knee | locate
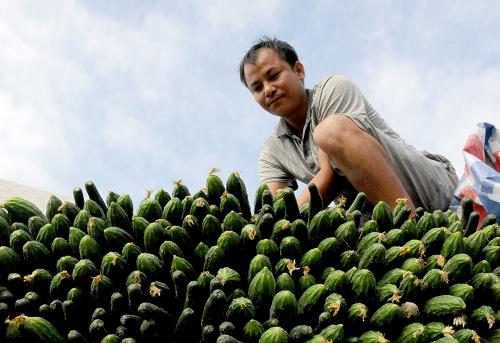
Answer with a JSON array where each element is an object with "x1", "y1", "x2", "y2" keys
[{"x1": 313, "y1": 115, "x2": 352, "y2": 154}]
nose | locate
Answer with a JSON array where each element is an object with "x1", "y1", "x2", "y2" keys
[{"x1": 263, "y1": 82, "x2": 276, "y2": 98}]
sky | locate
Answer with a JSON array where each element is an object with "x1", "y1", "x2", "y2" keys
[{"x1": 1, "y1": 1, "x2": 499, "y2": 209}]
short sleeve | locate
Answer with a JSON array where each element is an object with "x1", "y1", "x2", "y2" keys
[
  {"x1": 313, "y1": 75, "x2": 368, "y2": 122},
  {"x1": 258, "y1": 137, "x2": 298, "y2": 190}
]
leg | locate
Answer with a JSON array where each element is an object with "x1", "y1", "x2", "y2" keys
[{"x1": 313, "y1": 115, "x2": 416, "y2": 212}]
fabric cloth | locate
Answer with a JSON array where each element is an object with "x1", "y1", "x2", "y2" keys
[
  {"x1": 259, "y1": 74, "x2": 459, "y2": 211},
  {"x1": 450, "y1": 122, "x2": 500, "y2": 224}
]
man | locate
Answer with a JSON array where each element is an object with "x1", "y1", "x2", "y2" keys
[{"x1": 240, "y1": 37, "x2": 458, "y2": 214}]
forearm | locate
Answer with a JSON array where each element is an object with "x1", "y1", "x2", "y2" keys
[
  {"x1": 297, "y1": 162, "x2": 336, "y2": 209},
  {"x1": 313, "y1": 115, "x2": 416, "y2": 213}
]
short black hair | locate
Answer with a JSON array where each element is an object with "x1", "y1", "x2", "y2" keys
[{"x1": 239, "y1": 36, "x2": 299, "y2": 87}]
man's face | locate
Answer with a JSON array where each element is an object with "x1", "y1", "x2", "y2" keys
[{"x1": 243, "y1": 48, "x2": 307, "y2": 120}]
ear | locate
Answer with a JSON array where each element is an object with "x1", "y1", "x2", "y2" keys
[{"x1": 294, "y1": 61, "x2": 305, "y2": 81}]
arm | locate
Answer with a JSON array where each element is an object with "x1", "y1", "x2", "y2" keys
[
  {"x1": 267, "y1": 181, "x2": 290, "y2": 198},
  {"x1": 313, "y1": 115, "x2": 416, "y2": 213},
  {"x1": 296, "y1": 149, "x2": 336, "y2": 209},
  {"x1": 312, "y1": 75, "x2": 416, "y2": 213},
  {"x1": 267, "y1": 149, "x2": 336, "y2": 210}
]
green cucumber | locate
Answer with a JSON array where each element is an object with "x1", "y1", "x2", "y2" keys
[
  {"x1": 372, "y1": 201, "x2": 393, "y2": 232},
  {"x1": 358, "y1": 242, "x2": 385, "y2": 273},
  {"x1": 423, "y1": 295, "x2": 466, "y2": 319},
  {"x1": 243, "y1": 319, "x2": 265, "y2": 343},
  {"x1": 297, "y1": 283, "x2": 327, "y2": 324},
  {"x1": 441, "y1": 231, "x2": 466, "y2": 259},
  {"x1": 269, "y1": 290, "x2": 297, "y2": 325},
  {"x1": 162, "y1": 197, "x2": 183, "y2": 226},
  {"x1": 253, "y1": 183, "x2": 269, "y2": 216},
  {"x1": 106, "y1": 202, "x2": 130, "y2": 232},
  {"x1": 104, "y1": 226, "x2": 134, "y2": 251},
  {"x1": 87, "y1": 216, "x2": 107, "y2": 249},
  {"x1": 136, "y1": 252, "x2": 164, "y2": 282},
  {"x1": 222, "y1": 211, "x2": 248, "y2": 234},
  {"x1": 356, "y1": 232, "x2": 385, "y2": 254},
  {"x1": 84, "y1": 199, "x2": 106, "y2": 221},
  {"x1": 307, "y1": 209, "x2": 331, "y2": 246},
  {"x1": 6, "y1": 314, "x2": 66, "y2": 342},
  {"x1": 172, "y1": 180, "x2": 191, "y2": 200},
  {"x1": 248, "y1": 267, "x2": 275, "y2": 320},
  {"x1": 226, "y1": 171, "x2": 251, "y2": 219},
  {"x1": 101, "y1": 251, "x2": 127, "y2": 284},
  {"x1": 256, "y1": 239, "x2": 279, "y2": 265},
  {"x1": 276, "y1": 272, "x2": 295, "y2": 294},
  {"x1": 335, "y1": 220, "x2": 358, "y2": 248},
  {"x1": 319, "y1": 324, "x2": 344, "y2": 342},
  {"x1": 421, "y1": 269, "x2": 449, "y2": 294},
  {"x1": 73, "y1": 187, "x2": 85, "y2": 210},
  {"x1": 137, "y1": 195, "x2": 162, "y2": 223},
  {"x1": 351, "y1": 269, "x2": 376, "y2": 302},
  {"x1": 84, "y1": 180, "x2": 108, "y2": 213},
  {"x1": 154, "y1": 188, "x2": 171, "y2": 209},
  {"x1": 259, "y1": 326, "x2": 288, "y2": 343},
  {"x1": 395, "y1": 322, "x2": 427, "y2": 343},
  {"x1": 202, "y1": 214, "x2": 223, "y2": 246},
  {"x1": 270, "y1": 219, "x2": 291, "y2": 245},
  {"x1": 442, "y1": 253, "x2": 473, "y2": 282},
  {"x1": 248, "y1": 254, "x2": 272, "y2": 283},
  {"x1": 50, "y1": 270, "x2": 73, "y2": 301},
  {"x1": 79, "y1": 235, "x2": 101, "y2": 265},
  {"x1": 289, "y1": 325, "x2": 313, "y2": 343},
  {"x1": 226, "y1": 297, "x2": 256, "y2": 330},
  {"x1": 359, "y1": 330, "x2": 389, "y2": 343},
  {"x1": 394, "y1": 204, "x2": 412, "y2": 229},
  {"x1": 72, "y1": 258, "x2": 98, "y2": 289},
  {"x1": 347, "y1": 302, "x2": 369, "y2": 327},
  {"x1": 307, "y1": 183, "x2": 324, "y2": 223},
  {"x1": 73, "y1": 209, "x2": 91, "y2": 231},
  {"x1": 256, "y1": 212, "x2": 274, "y2": 239},
  {"x1": 2, "y1": 197, "x2": 47, "y2": 224},
  {"x1": 241, "y1": 224, "x2": 262, "y2": 258},
  {"x1": 207, "y1": 168, "x2": 226, "y2": 207},
  {"x1": 220, "y1": 191, "x2": 242, "y2": 218},
  {"x1": 190, "y1": 197, "x2": 211, "y2": 223},
  {"x1": 370, "y1": 303, "x2": 402, "y2": 328},
  {"x1": 324, "y1": 270, "x2": 348, "y2": 294},
  {"x1": 46, "y1": 195, "x2": 63, "y2": 222},
  {"x1": 22, "y1": 240, "x2": 51, "y2": 270},
  {"x1": 51, "y1": 213, "x2": 71, "y2": 238},
  {"x1": 174, "y1": 307, "x2": 198, "y2": 343},
  {"x1": 201, "y1": 288, "x2": 226, "y2": 327},
  {"x1": 278, "y1": 187, "x2": 300, "y2": 221},
  {"x1": 460, "y1": 196, "x2": 474, "y2": 229}
]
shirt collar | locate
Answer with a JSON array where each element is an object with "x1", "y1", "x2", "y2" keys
[{"x1": 275, "y1": 89, "x2": 312, "y2": 139}]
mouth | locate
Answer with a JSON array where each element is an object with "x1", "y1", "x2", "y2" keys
[{"x1": 268, "y1": 94, "x2": 284, "y2": 107}]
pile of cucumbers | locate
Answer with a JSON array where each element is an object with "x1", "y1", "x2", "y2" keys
[{"x1": 0, "y1": 170, "x2": 499, "y2": 343}]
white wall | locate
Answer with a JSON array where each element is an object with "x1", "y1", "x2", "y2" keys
[{"x1": 0, "y1": 178, "x2": 71, "y2": 213}]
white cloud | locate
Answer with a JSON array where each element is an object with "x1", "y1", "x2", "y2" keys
[
  {"x1": 1, "y1": 0, "x2": 499, "y2": 208},
  {"x1": 194, "y1": 0, "x2": 284, "y2": 31},
  {"x1": 358, "y1": 33, "x2": 500, "y2": 177}
]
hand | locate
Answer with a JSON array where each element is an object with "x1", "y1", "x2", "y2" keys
[
  {"x1": 317, "y1": 149, "x2": 334, "y2": 175},
  {"x1": 297, "y1": 149, "x2": 336, "y2": 208}
]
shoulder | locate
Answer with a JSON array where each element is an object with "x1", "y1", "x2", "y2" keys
[
  {"x1": 309, "y1": 74, "x2": 366, "y2": 120},
  {"x1": 312, "y1": 74, "x2": 360, "y2": 99},
  {"x1": 260, "y1": 135, "x2": 281, "y2": 157}
]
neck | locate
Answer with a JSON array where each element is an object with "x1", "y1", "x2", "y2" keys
[
  {"x1": 286, "y1": 90, "x2": 308, "y2": 137},
  {"x1": 286, "y1": 117, "x2": 305, "y2": 137}
]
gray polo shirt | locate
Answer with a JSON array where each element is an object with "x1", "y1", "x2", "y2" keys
[{"x1": 258, "y1": 74, "x2": 458, "y2": 211}]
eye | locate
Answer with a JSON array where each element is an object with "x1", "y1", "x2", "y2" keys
[
  {"x1": 270, "y1": 72, "x2": 280, "y2": 80},
  {"x1": 252, "y1": 85, "x2": 263, "y2": 93}
]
